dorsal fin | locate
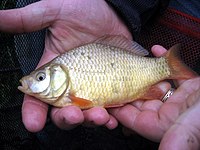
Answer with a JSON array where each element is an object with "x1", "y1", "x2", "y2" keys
[{"x1": 95, "y1": 35, "x2": 149, "y2": 56}]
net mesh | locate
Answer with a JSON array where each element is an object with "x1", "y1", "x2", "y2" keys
[
  {"x1": 0, "y1": 1, "x2": 159, "y2": 150},
  {"x1": 0, "y1": 0, "x2": 42, "y2": 149},
  {"x1": 137, "y1": 8, "x2": 200, "y2": 74},
  {"x1": 0, "y1": 2, "x2": 200, "y2": 150}
]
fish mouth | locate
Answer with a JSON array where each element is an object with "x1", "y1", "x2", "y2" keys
[{"x1": 18, "y1": 79, "x2": 29, "y2": 93}]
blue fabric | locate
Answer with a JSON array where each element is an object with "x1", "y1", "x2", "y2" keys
[{"x1": 169, "y1": 0, "x2": 200, "y2": 18}]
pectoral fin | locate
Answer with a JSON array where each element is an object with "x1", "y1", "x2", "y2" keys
[{"x1": 69, "y1": 94, "x2": 94, "y2": 109}]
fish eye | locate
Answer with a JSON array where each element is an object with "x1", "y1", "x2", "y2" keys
[{"x1": 36, "y1": 72, "x2": 46, "y2": 81}]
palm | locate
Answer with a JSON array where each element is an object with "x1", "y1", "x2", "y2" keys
[
  {"x1": 0, "y1": 0, "x2": 131, "y2": 131},
  {"x1": 109, "y1": 45, "x2": 199, "y2": 142},
  {"x1": 110, "y1": 73, "x2": 199, "y2": 142},
  {"x1": 159, "y1": 83, "x2": 200, "y2": 149},
  {"x1": 110, "y1": 96, "x2": 182, "y2": 141},
  {"x1": 43, "y1": 0, "x2": 130, "y2": 54},
  {"x1": 1, "y1": 1, "x2": 198, "y2": 144}
]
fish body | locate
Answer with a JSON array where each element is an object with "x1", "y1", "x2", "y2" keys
[{"x1": 18, "y1": 35, "x2": 196, "y2": 109}]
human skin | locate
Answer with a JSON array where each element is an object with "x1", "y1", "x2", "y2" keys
[
  {"x1": 0, "y1": 0, "x2": 170, "y2": 133},
  {"x1": 1, "y1": 1, "x2": 199, "y2": 149},
  {"x1": 158, "y1": 79, "x2": 200, "y2": 150},
  {"x1": 110, "y1": 46, "x2": 200, "y2": 149},
  {"x1": 0, "y1": 0, "x2": 132, "y2": 132}
]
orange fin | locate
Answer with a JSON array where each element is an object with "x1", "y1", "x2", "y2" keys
[
  {"x1": 140, "y1": 83, "x2": 170, "y2": 100},
  {"x1": 95, "y1": 35, "x2": 149, "y2": 56},
  {"x1": 105, "y1": 103, "x2": 124, "y2": 108},
  {"x1": 166, "y1": 44, "x2": 198, "y2": 79},
  {"x1": 69, "y1": 94, "x2": 93, "y2": 109}
]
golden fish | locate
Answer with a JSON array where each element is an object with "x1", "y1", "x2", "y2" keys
[{"x1": 18, "y1": 35, "x2": 196, "y2": 109}]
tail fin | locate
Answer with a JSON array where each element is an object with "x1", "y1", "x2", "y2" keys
[{"x1": 166, "y1": 44, "x2": 198, "y2": 79}]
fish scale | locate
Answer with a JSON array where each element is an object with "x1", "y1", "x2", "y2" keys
[
  {"x1": 52, "y1": 43, "x2": 170, "y2": 106},
  {"x1": 18, "y1": 35, "x2": 197, "y2": 108}
]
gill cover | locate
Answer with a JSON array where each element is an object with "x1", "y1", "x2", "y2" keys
[
  {"x1": 48, "y1": 64, "x2": 69, "y2": 98},
  {"x1": 18, "y1": 64, "x2": 69, "y2": 103}
]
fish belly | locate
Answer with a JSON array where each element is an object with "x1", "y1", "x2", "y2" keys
[{"x1": 54, "y1": 44, "x2": 171, "y2": 106}]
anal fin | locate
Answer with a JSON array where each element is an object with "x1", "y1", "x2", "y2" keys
[{"x1": 140, "y1": 82, "x2": 170, "y2": 100}]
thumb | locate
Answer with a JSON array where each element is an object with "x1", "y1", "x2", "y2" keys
[
  {"x1": 151, "y1": 45, "x2": 167, "y2": 57},
  {"x1": 159, "y1": 87, "x2": 200, "y2": 150},
  {"x1": 0, "y1": 0, "x2": 59, "y2": 33},
  {"x1": 22, "y1": 95, "x2": 48, "y2": 132},
  {"x1": 159, "y1": 125, "x2": 199, "y2": 150}
]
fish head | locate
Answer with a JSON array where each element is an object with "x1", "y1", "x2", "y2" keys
[
  {"x1": 18, "y1": 66, "x2": 51, "y2": 94},
  {"x1": 18, "y1": 64, "x2": 69, "y2": 103}
]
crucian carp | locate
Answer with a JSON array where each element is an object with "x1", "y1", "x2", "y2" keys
[{"x1": 18, "y1": 35, "x2": 197, "y2": 109}]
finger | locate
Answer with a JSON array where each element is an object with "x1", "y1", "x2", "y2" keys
[
  {"x1": 83, "y1": 107, "x2": 110, "y2": 126},
  {"x1": 137, "y1": 100, "x2": 163, "y2": 112},
  {"x1": 131, "y1": 99, "x2": 163, "y2": 113},
  {"x1": 22, "y1": 95, "x2": 48, "y2": 132},
  {"x1": 159, "y1": 124, "x2": 199, "y2": 150},
  {"x1": 167, "y1": 77, "x2": 200, "y2": 104},
  {"x1": 130, "y1": 100, "x2": 145, "y2": 110},
  {"x1": 151, "y1": 45, "x2": 167, "y2": 57},
  {"x1": 109, "y1": 105, "x2": 163, "y2": 141},
  {"x1": 51, "y1": 106, "x2": 84, "y2": 130},
  {"x1": 151, "y1": 45, "x2": 189, "y2": 86},
  {"x1": 0, "y1": 1, "x2": 59, "y2": 33},
  {"x1": 109, "y1": 104, "x2": 140, "y2": 130},
  {"x1": 105, "y1": 114, "x2": 118, "y2": 129},
  {"x1": 159, "y1": 88, "x2": 200, "y2": 150},
  {"x1": 173, "y1": 71, "x2": 198, "y2": 87}
]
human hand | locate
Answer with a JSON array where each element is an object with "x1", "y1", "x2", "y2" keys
[
  {"x1": 109, "y1": 45, "x2": 199, "y2": 144},
  {"x1": 158, "y1": 79, "x2": 200, "y2": 150},
  {"x1": 0, "y1": 0, "x2": 131, "y2": 132}
]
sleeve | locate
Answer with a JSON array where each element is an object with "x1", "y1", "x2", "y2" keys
[{"x1": 105, "y1": 0, "x2": 170, "y2": 39}]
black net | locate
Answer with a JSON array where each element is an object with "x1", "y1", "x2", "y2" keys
[
  {"x1": 15, "y1": 0, "x2": 46, "y2": 75},
  {"x1": 0, "y1": 0, "x2": 43, "y2": 149},
  {"x1": 0, "y1": 1, "x2": 159, "y2": 150},
  {"x1": 0, "y1": 1, "x2": 200, "y2": 150},
  {"x1": 137, "y1": 8, "x2": 200, "y2": 74}
]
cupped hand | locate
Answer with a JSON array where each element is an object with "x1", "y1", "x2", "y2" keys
[
  {"x1": 159, "y1": 81, "x2": 200, "y2": 150},
  {"x1": 0, "y1": 0, "x2": 131, "y2": 132},
  {"x1": 109, "y1": 45, "x2": 200, "y2": 143}
]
